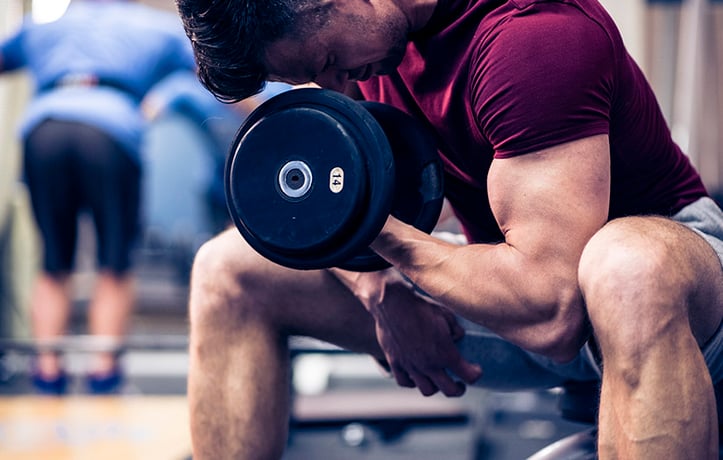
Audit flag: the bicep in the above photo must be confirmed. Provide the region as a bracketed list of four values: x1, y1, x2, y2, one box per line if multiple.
[488, 135, 610, 266]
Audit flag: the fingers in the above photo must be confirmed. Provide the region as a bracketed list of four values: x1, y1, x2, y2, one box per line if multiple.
[423, 369, 465, 397]
[390, 361, 456, 397]
[392, 359, 477, 397]
[448, 355, 483, 385]
[385, 331, 482, 396]
[412, 349, 482, 397]
[390, 364, 416, 388]
[418, 347, 481, 396]
[407, 369, 440, 397]
[406, 366, 468, 397]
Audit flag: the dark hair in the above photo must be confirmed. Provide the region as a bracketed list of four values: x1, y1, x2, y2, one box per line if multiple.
[175, 0, 327, 102]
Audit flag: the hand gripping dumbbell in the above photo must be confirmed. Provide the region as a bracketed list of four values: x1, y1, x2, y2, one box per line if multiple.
[225, 88, 444, 271]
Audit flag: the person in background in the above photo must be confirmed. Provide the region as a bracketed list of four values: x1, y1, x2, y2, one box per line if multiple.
[0, 0, 195, 394]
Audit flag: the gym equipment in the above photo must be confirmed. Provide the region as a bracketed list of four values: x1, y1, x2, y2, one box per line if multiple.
[526, 427, 597, 460]
[0, 334, 189, 354]
[225, 88, 444, 271]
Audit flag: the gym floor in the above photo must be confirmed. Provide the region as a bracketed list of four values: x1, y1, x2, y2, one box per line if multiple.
[0, 246, 592, 460]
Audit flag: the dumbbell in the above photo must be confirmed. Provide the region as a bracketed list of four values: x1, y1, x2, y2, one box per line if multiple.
[225, 88, 444, 271]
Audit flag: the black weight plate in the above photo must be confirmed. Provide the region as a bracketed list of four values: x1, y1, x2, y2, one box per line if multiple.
[338, 102, 444, 272]
[225, 88, 395, 270]
[228, 108, 365, 252]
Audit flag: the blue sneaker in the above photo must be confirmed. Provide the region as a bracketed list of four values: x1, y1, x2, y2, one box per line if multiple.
[31, 370, 68, 395]
[86, 367, 124, 395]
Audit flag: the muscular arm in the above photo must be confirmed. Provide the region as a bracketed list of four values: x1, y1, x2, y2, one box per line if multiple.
[372, 134, 611, 362]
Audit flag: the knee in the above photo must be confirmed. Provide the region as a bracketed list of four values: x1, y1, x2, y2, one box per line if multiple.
[188, 229, 267, 329]
[578, 217, 695, 353]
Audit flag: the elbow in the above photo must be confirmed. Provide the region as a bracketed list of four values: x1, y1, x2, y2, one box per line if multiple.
[540, 315, 589, 363]
[525, 286, 589, 363]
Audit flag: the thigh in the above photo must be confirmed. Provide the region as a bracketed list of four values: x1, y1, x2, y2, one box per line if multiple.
[672, 197, 723, 381]
[73, 125, 141, 274]
[192, 227, 385, 357]
[23, 120, 80, 273]
[672, 197, 723, 267]
[670, 198, 723, 344]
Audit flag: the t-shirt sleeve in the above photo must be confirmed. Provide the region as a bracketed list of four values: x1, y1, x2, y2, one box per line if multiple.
[0, 24, 28, 72]
[470, 5, 615, 159]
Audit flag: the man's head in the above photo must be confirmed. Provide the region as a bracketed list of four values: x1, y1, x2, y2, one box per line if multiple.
[175, 0, 410, 101]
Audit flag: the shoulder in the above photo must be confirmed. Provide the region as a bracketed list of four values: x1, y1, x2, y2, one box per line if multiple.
[475, 2, 615, 65]
[469, 2, 617, 156]
[470, 1, 617, 106]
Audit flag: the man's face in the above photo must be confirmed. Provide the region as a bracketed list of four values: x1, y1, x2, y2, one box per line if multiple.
[264, 2, 409, 92]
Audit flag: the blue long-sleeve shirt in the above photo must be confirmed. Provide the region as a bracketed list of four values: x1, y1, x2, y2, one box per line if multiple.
[0, 2, 196, 164]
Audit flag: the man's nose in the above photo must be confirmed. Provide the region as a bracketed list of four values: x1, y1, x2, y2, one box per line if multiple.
[314, 70, 349, 92]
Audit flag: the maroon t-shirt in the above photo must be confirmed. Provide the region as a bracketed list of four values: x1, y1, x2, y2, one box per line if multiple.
[359, 0, 707, 244]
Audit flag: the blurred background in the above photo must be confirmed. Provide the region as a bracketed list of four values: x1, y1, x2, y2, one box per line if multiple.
[0, 0, 721, 459]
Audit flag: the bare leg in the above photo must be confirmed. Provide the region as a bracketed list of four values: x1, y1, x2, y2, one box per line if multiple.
[87, 271, 135, 374]
[188, 229, 383, 460]
[579, 216, 722, 459]
[31, 272, 72, 377]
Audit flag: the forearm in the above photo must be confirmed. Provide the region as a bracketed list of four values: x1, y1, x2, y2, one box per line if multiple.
[371, 218, 588, 361]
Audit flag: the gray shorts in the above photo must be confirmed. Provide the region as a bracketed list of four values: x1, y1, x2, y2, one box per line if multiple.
[455, 196, 723, 389]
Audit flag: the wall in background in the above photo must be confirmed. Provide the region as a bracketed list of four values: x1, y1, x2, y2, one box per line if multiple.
[0, 0, 30, 221]
[602, 0, 722, 193]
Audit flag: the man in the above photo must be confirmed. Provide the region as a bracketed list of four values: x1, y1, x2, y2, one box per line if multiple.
[175, 0, 723, 458]
[0, 0, 195, 394]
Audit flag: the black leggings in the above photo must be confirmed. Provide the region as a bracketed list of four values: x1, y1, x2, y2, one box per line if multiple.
[23, 119, 141, 275]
